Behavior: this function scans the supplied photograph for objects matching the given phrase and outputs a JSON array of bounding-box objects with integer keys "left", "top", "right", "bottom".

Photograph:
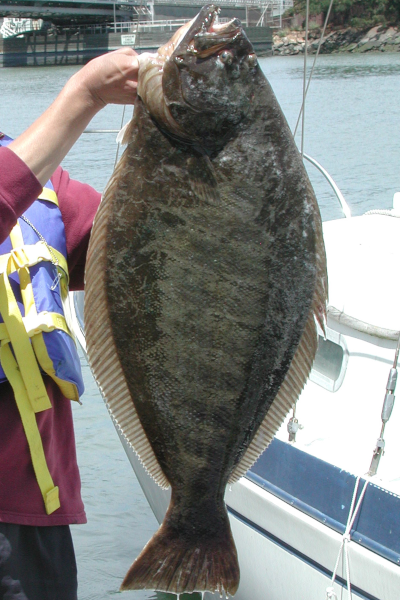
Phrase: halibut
[{"left": 85, "top": 4, "right": 327, "bottom": 595}]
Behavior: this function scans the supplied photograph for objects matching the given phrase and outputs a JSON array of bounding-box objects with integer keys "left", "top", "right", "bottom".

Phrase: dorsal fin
[
  {"left": 116, "top": 120, "right": 135, "bottom": 146},
  {"left": 85, "top": 144, "right": 170, "bottom": 490}
]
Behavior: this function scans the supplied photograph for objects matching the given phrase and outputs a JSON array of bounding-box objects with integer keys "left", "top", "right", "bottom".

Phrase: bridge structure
[
  {"left": 0, "top": 1, "right": 293, "bottom": 29},
  {"left": 0, "top": 1, "right": 290, "bottom": 66}
]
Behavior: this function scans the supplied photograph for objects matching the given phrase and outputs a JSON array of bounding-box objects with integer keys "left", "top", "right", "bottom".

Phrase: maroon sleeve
[
  {"left": 0, "top": 144, "right": 100, "bottom": 290},
  {"left": 0, "top": 147, "right": 43, "bottom": 244},
  {"left": 51, "top": 167, "right": 101, "bottom": 291}
]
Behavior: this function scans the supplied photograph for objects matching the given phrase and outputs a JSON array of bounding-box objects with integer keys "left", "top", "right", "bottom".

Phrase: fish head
[{"left": 138, "top": 4, "right": 259, "bottom": 153}]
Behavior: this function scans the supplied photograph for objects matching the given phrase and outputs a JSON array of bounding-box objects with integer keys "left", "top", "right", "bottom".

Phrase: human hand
[
  {"left": 7, "top": 48, "right": 140, "bottom": 185},
  {"left": 69, "top": 48, "right": 139, "bottom": 110}
]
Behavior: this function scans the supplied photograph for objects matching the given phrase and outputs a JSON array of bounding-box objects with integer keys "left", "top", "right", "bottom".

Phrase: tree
[{"left": 291, "top": 0, "right": 400, "bottom": 27}]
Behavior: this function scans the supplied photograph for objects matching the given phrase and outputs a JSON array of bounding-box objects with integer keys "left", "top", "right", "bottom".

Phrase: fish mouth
[
  {"left": 136, "top": 4, "right": 246, "bottom": 144},
  {"left": 173, "top": 4, "right": 242, "bottom": 59}
]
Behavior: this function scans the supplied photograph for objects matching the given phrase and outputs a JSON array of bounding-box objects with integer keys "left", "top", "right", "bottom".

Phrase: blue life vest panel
[
  {"left": 0, "top": 131, "right": 87, "bottom": 515},
  {"left": 0, "top": 132, "right": 84, "bottom": 400}
]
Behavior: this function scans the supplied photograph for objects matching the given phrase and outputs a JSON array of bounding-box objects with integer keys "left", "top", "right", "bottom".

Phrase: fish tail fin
[{"left": 120, "top": 515, "right": 239, "bottom": 595}]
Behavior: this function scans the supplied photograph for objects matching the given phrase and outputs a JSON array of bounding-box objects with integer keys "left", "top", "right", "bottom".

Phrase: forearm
[
  {"left": 8, "top": 77, "right": 101, "bottom": 186},
  {"left": 8, "top": 49, "right": 138, "bottom": 186}
]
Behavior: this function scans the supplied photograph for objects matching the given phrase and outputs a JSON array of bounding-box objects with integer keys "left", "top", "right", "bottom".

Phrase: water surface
[{"left": 2, "top": 51, "right": 400, "bottom": 599}]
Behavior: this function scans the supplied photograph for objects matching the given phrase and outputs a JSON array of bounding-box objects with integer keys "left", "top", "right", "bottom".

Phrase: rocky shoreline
[{"left": 273, "top": 25, "right": 400, "bottom": 55}]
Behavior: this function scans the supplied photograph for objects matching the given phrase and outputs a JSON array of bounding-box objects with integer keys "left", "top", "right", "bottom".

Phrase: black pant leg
[{"left": 0, "top": 524, "right": 78, "bottom": 600}]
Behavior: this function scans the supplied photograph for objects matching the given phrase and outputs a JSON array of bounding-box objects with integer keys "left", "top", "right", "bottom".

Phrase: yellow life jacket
[{"left": 0, "top": 141, "right": 84, "bottom": 514}]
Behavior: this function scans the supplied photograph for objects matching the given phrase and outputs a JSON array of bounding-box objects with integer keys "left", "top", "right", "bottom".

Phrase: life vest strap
[
  {"left": 0, "top": 154, "right": 81, "bottom": 517},
  {"left": 0, "top": 342, "right": 60, "bottom": 515},
  {"left": 0, "top": 268, "right": 51, "bottom": 413},
  {"left": 38, "top": 187, "right": 59, "bottom": 206},
  {"left": 0, "top": 241, "right": 69, "bottom": 285},
  {"left": 0, "top": 312, "right": 71, "bottom": 340},
  {"left": 23, "top": 311, "right": 71, "bottom": 338},
  {"left": 0, "top": 222, "right": 65, "bottom": 514}
]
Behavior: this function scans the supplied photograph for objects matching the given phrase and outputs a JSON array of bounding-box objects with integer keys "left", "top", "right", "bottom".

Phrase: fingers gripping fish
[{"left": 85, "top": 4, "right": 327, "bottom": 596}]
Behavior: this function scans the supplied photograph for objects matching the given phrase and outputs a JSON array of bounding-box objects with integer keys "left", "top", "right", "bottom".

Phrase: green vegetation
[{"left": 290, "top": 0, "right": 400, "bottom": 28}]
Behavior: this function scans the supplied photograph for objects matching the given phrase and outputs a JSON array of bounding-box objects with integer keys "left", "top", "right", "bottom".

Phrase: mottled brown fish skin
[{"left": 86, "top": 3, "right": 326, "bottom": 595}]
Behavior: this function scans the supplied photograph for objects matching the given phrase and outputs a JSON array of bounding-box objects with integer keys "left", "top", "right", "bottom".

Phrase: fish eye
[
  {"left": 247, "top": 53, "right": 258, "bottom": 68},
  {"left": 220, "top": 50, "right": 234, "bottom": 66}
]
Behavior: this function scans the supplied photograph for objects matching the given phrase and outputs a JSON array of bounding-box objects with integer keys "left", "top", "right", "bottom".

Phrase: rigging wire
[
  {"left": 295, "top": 0, "right": 335, "bottom": 142},
  {"left": 83, "top": 104, "right": 129, "bottom": 168},
  {"left": 83, "top": 129, "right": 120, "bottom": 133},
  {"left": 368, "top": 332, "right": 400, "bottom": 477},
  {"left": 300, "top": 0, "right": 310, "bottom": 157},
  {"left": 325, "top": 476, "right": 369, "bottom": 600}
]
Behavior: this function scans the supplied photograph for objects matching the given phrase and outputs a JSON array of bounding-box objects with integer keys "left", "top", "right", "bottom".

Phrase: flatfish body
[{"left": 85, "top": 4, "right": 327, "bottom": 596}]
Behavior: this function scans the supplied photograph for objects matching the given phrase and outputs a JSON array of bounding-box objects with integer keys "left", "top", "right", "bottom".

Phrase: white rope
[{"left": 325, "top": 476, "right": 369, "bottom": 600}]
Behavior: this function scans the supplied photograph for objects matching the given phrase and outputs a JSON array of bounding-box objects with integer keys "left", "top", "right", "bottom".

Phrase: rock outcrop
[{"left": 273, "top": 25, "right": 400, "bottom": 55}]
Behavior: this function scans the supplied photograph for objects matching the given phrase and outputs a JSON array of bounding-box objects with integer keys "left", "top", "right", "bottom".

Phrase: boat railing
[
  {"left": 303, "top": 153, "right": 351, "bottom": 218},
  {"left": 327, "top": 307, "right": 400, "bottom": 342},
  {"left": 112, "top": 19, "right": 193, "bottom": 33}
]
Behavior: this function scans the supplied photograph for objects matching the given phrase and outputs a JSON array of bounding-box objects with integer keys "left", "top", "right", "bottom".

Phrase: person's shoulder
[
  {"left": 51, "top": 167, "right": 101, "bottom": 215},
  {"left": 52, "top": 167, "right": 100, "bottom": 240}
]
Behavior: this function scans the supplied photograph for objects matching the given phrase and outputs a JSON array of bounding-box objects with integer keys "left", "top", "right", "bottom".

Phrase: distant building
[
  {"left": 1, "top": 17, "right": 45, "bottom": 38},
  {"left": 0, "top": 2, "right": 276, "bottom": 65},
  {"left": 0, "top": 1, "right": 293, "bottom": 31}
]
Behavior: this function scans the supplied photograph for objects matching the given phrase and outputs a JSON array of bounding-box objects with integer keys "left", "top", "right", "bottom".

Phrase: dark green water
[{"left": 3, "top": 51, "right": 400, "bottom": 599}]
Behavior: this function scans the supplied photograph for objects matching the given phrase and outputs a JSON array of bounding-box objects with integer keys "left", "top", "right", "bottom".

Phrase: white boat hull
[{"left": 72, "top": 211, "right": 400, "bottom": 600}]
